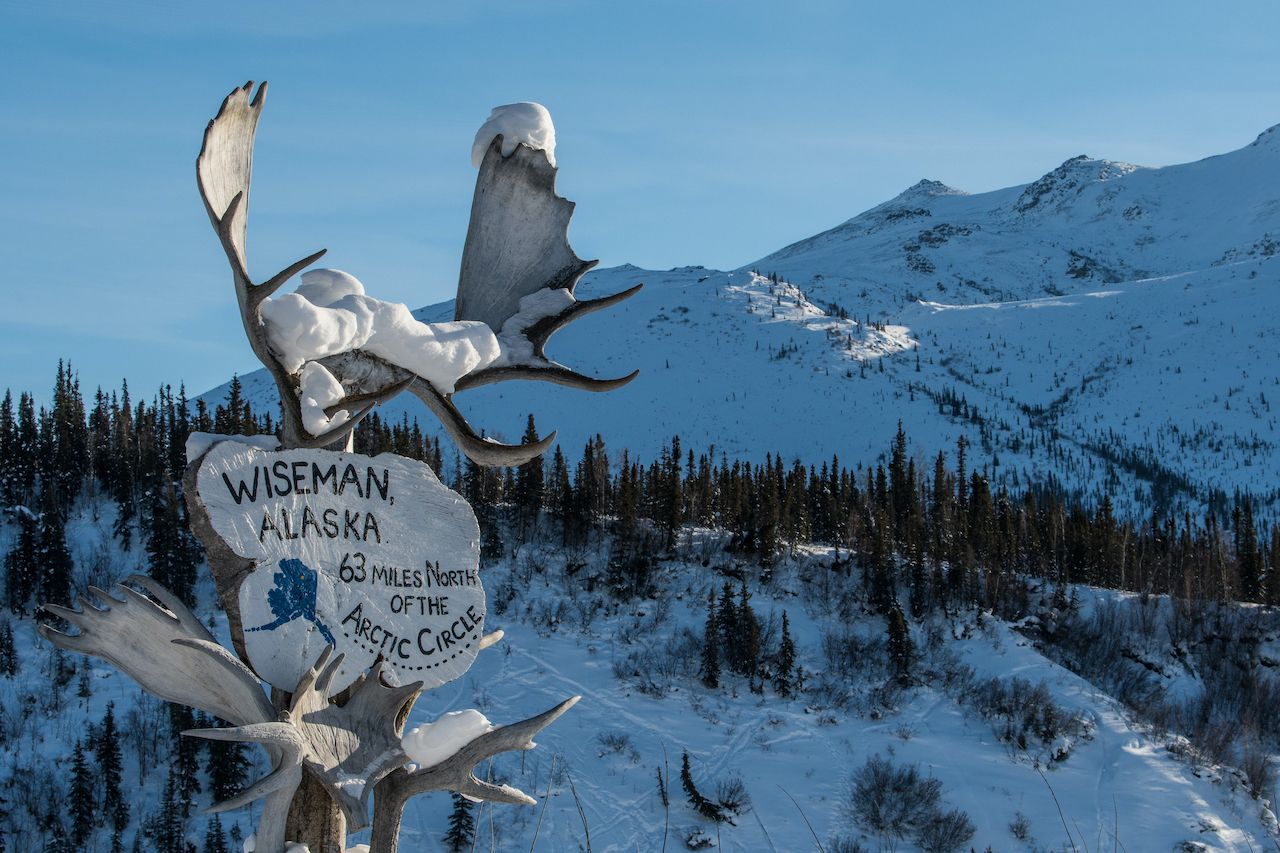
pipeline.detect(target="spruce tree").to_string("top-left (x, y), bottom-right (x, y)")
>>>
top-left (1267, 523), bottom-right (1280, 607)
top-left (69, 739), bottom-right (97, 846)
top-left (215, 375), bottom-right (245, 435)
top-left (442, 792), bottom-right (476, 851)
top-left (98, 702), bottom-right (129, 833)
top-left (0, 389), bottom-right (18, 505)
top-left (660, 436), bottom-right (683, 549)
top-left (717, 581), bottom-right (739, 674)
top-left (700, 589), bottom-right (720, 689)
top-left (111, 384), bottom-right (137, 548)
top-left (159, 767), bottom-right (184, 853)
top-left (3, 513), bottom-right (37, 613)
top-left (202, 814), bottom-right (228, 853)
top-left (49, 360), bottom-right (89, 510)
top-left (885, 604), bottom-right (915, 687)
top-left (147, 482), bottom-right (199, 607)
top-left (680, 751), bottom-right (726, 824)
top-left (206, 734), bottom-right (251, 804)
top-left (514, 414), bottom-right (544, 537)
top-left (170, 706), bottom-right (202, 818)
top-left (1234, 495), bottom-right (1261, 601)
top-left (774, 610), bottom-right (796, 697)
top-left (13, 392), bottom-right (38, 501)
top-left (36, 489), bottom-right (73, 612)
top-left (737, 582), bottom-right (760, 682)
top-left (0, 620), bottom-right (17, 676)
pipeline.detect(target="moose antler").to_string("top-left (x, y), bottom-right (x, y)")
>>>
top-left (39, 575), bottom-right (273, 725)
top-left (369, 696), bottom-right (581, 853)
top-left (42, 574), bottom-right (562, 852)
top-left (453, 136), bottom-right (643, 395)
top-left (39, 576), bottom-right (299, 853)
top-left (186, 647), bottom-right (419, 832)
top-left (197, 82), bottom-right (640, 464)
top-left (197, 82), bottom-right (405, 450)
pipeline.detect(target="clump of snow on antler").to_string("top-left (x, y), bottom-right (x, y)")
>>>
top-left (495, 287), bottom-right (575, 364)
top-left (185, 431), bottom-right (280, 462)
top-left (260, 269), bottom-right (501, 393)
top-left (294, 267), bottom-right (365, 307)
top-left (298, 362), bottom-right (349, 435)
top-left (471, 102), bottom-right (557, 168)
top-left (402, 709), bottom-right (494, 768)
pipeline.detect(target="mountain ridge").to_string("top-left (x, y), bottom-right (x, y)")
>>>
top-left (213, 123), bottom-right (1280, 520)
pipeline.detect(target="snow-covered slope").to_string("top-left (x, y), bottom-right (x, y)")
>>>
top-left (216, 124), bottom-right (1280, 519)
top-left (358, 540), bottom-right (1280, 853)
top-left (7, 509), bottom-right (1277, 852)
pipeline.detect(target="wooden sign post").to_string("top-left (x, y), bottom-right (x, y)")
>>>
top-left (40, 81), bottom-right (640, 853)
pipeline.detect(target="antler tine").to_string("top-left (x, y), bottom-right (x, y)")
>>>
top-left (527, 283), bottom-right (643, 351)
top-left (202, 765), bottom-right (302, 815)
top-left (454, 776), bottom-right (537, 806)
top-left (125, 573), bottom-right (215, 641)
top-left (290, 646), bottom-right (335, 705)
top-left (313, 649), bottom-right (346, 698)
top-left (408, 695), bottom-right (580, 793)
top-left (455, 364), bottom-right (640, 394)
top-left (370, 696), bottom-right (581, 852)
top-left (408, 380), bottom-right (556, 467)
top-left (184, 721), bottom-right (303, 853)
top-left (451, 281), bottom-right (643, 395)
top-left (292, 401), bottom-right (380, 450)
top-left (184, 721), bottom-right (305, 749)
top-left (322, 376), bottom-right (417, 419)
top-left (40, 601), bottom-right (100, 632)
top-left (37, 621), bottom-right (95, 655)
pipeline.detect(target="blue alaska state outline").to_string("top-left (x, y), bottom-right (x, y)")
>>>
top-left (245, 557), bottom-right (337, 647)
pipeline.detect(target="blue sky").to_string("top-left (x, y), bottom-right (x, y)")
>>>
top-left (3, 0), bottom-right (1278, 404)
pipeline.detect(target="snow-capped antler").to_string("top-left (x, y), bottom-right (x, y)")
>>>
top-left (454, 136), bottom-right (642, 394)
top-left (368, 695), bottom-right (581, 853)
top-left (197, 82), bottom-right (413, 450)
top-left (413, 135), bottom-right (642, 466)
top-left (198, 82), bottom-right (639, 465)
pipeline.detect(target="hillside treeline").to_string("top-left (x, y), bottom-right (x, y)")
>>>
top-left (1, 364), bottom-right (1276, 617)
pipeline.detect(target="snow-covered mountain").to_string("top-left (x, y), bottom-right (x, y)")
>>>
top-left (219, 124), bottom-right (1280, 519)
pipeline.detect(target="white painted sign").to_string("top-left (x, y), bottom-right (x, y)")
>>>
top-left (195, 442), bottom-right (485, 694)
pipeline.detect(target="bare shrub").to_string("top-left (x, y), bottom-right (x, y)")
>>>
top-left (613, 627), bottom-right (701, 695)
top-left (1009, 809), bottom-right (1031, 840)
top-left (714, 775), bottom-right (752, 817)
top-left (846, 754), bottom-right (941, 838)
top-left (595, 731), bottom-right (640, 763)
top-left (823, 628), bottom-right (887, 682)
top-left (917, 807), bottom-right (975, 852)
top-left (1240, 738), bottom-right (1274, 799)
top-left (968, 675), bottom-right (1087, 758)
top-left (596, 731), bottom-right (632, 754)
top-left (828, 837), bottom-right (868, 853)
top-left (683, 827), bottom-right (714, 849)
